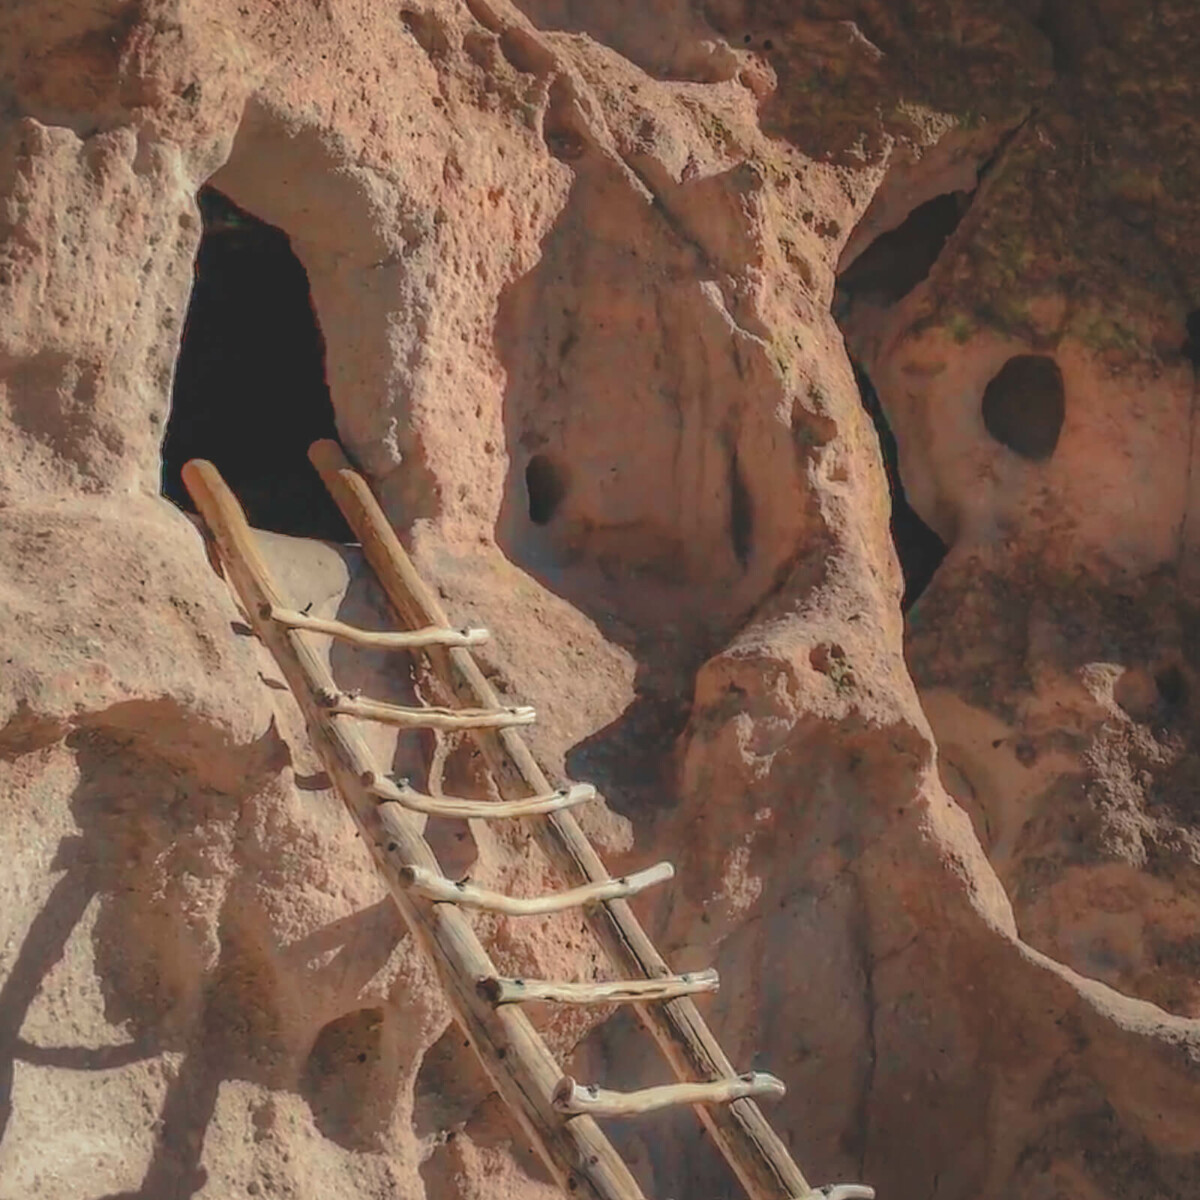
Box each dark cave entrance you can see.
[851,359,948,611]
[525,453,568,525]
[161,187,351,541]
[834,193,963,611]
[837,192,970,308]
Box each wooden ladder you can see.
[182,440,875,1200]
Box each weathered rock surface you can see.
[3,2,1200,1198]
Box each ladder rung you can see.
[264,604,488,649]
[324,693,536,730]
[478,968,719,1006]
[398,862,674,915]
[369,774,596,820]
[552,1072,785,1118]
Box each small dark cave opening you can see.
[833,190,972,610]
[851,359,949,610]
[837,191,970,308]
[161,187,351,541]
[525,453,568,525]
[981,354,1065,461]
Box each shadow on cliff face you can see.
[0,729,263,1198]
[161,187,351,541]
[0,717,411,1197]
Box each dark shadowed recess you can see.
[1183,310,1200,367]
[833,191,966,610]
[525,453,568,525]
[981,354,1065,461]
[852,359,948,610]
[1034,0,1101,76]
[161,187,351,541]
[300,1006,390,1149]
[837,192,970,308]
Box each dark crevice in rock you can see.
[851,359,948,611]
[837,191,971,309]
[161,187,351,541]
[1183,310,1200,368]
[974,108,1037,189]
[728,445,753,568]
[981,354,1065,461]
[524,453,567,525]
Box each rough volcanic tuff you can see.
[3,1,1200,1198]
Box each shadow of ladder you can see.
[181,441,875,1200]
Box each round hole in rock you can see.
[981,354,1065,462]
[161,187,351,541]
[525,453,567,525]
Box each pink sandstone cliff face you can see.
[3,1,1200,1197]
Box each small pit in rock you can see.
[981,354,1065,462]
[161,187,351,540]
[525,453,567,525]
[301,1007,389,1149]
[852,361,948,610]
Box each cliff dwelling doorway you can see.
[161,187,351,540]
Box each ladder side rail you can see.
[308,441,813,1200]
[181,459,646,1200]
